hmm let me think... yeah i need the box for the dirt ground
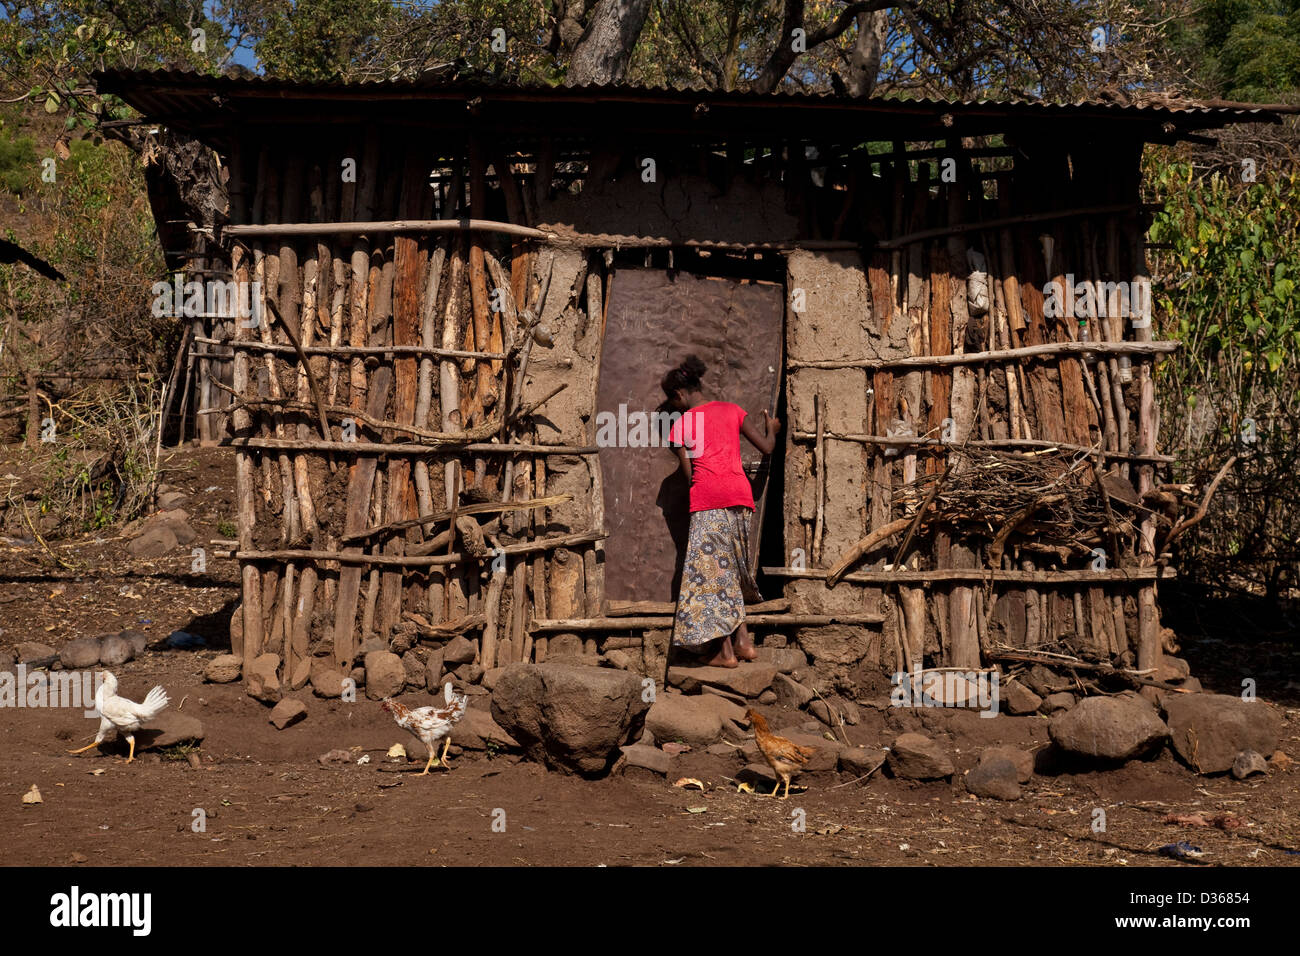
[2,444,1299,867]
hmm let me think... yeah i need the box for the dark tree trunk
[549,0,596,56]
[845,8,889,97]
[566,0,653,86]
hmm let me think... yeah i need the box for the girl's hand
[763,410,782,435]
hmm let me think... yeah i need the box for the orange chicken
[746,709,817,799]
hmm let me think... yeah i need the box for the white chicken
[381,681,469,774]
[67,671,169,764]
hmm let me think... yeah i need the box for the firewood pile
[893,447,1144,565]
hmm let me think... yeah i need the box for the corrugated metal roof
[95,66,1286,114]
[93,67,1287,147]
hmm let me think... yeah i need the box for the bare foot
[734,625,758,662]
[703,637,740,668]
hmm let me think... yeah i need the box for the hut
[97,69,1283,695]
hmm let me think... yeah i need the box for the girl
[663,355,781,668]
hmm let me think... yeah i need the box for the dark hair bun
[660,354,707,398]
[680,355,706,384]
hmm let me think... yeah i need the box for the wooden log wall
[779,134,1168,680]
[224,130,612,689]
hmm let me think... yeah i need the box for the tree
[254,0,396,82]
[566,0,653,84]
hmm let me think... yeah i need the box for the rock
[546,633,584,658]
[204,654,243,684]
[701,682,746,703]
[119,630,149,656]
[364,651,406,699]
[1040,691,1075,714]
[154,509,196,546]
[128,524,178,558]
[0,649,14,673]
[1157,656,1192,682]
[156,490,188,510]
[887,733,954,780]
[981,746,1034,782]
[839,698,861,725]
[97,635,134,666]
[269,699,308,729]
[605,649,637,671]
[442,635,477,665]
[164,630,206,650]
[912,672,987,708]
[1162,694,1283,774]
[15,642,57,663]
[400,651,426,686]
[423,649,445,690]
[490,663,650,775]
[1268,750,1292,771]
[451,708,519,751]
[1049,693,1169,761]
[965,756,1022,800]
[310,660,348,699]
[349,666,365,689]
[838,747,888,776]
[668,663,778,698]
[22,785,42,805]
[811,698,855,728]
[758,689,777,705]
[388,624,417,654]
[245,653,282,703]
[719,716,748,742]
[289,659,311,690]
[138,712,204,749]
[359,637,386,655]
[1005,682,1043,715]
[318,749,353,766]
[453,662,484,684]
[756,645,808,674]
[1024,664,1073,696]
[739,762,778,788]
[646,694,724,747]
[772,672,815,708]
[1231,750,1268,780]
[694,690,748,724]
[619,743,673,775]
[480,667,505,692]
[60,637,103,669]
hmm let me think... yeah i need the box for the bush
[1147,157,1300,597]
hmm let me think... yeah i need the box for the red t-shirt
[669,401,755,513]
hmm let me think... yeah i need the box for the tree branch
[750,0,900,95]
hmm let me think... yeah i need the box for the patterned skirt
[671,506,761,648]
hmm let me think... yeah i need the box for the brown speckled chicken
[746,709,817,799]
[381,682,468,774]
